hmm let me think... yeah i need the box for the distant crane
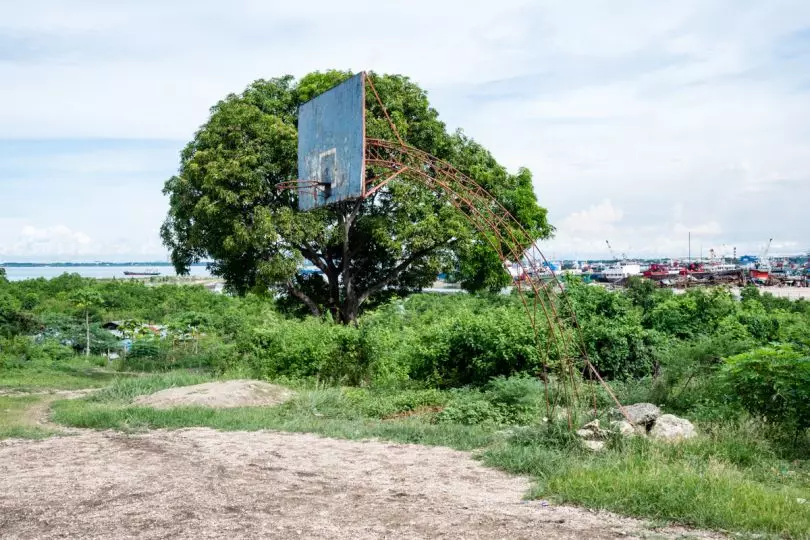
[760,238,773,262]
[605,240,620,262]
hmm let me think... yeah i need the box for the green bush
[128,338,162,359]
[343,387,447,418]
[435,375,549,426]
[722,346,810,435]
[0,336,75,368]
[652,330,754,414]
[435,395,504,426]
[565,281,661,379]
[409,305,541,387]
[239,316,364,384]
[485,374,546,423]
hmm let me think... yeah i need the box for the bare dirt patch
[132,380,294,409]
[0,428,722,539]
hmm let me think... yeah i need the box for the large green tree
[161,70,552,323]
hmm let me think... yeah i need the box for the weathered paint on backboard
[297,73,365,210]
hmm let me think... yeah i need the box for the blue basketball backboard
[297,73,366,210]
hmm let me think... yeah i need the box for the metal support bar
[363,167,409,198]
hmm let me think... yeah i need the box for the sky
[1,0,809,262]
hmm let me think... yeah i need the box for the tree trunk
[338,200,363,325]
[85,309,90,357]
[340,294,359,325]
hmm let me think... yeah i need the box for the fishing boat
[643,263,680,280]
[602,263,642,282]
[749,264,770,282]
[123,269,161,277]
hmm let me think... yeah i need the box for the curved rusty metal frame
[364,139,628,425]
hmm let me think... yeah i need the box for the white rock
[582,419,601,430]
[576,419,608,440]
[649,414,696,441]
[610,420,636,437]
[582,440,605,452]
[616,403,661,427]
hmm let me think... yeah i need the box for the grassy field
[46,373,810,539]
[0,357,131,439]
[0,395,57,439]
[0,361,124,392]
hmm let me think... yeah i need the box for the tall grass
[87,371,213,402]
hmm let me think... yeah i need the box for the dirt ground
[132,380,294,409]
[0,428,722,539]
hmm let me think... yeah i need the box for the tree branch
[293,242,329,274]
[285,280,321,317]
[357,240,453,306]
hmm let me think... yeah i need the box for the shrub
[435,395,504,426]
[128,339,162,360]
[410,305,541,387]
[344,387,447,418]
[0,336,74,368]
[652,330,754,413]
[722,345,810,435]
[486,374,546,423]
[239,316,364,384]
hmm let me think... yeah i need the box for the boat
[123,269,161,277]
[749,265,770,282]
[602,263,642,282]
[643,263,680,280]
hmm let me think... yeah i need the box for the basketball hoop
[276,179,331,203]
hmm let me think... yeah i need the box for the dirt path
[0,428,720,539]
[12,389,96,431]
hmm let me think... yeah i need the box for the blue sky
[1,0,809,261]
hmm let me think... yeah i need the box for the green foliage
[565,281,662,379]
[723,346,810,434]
[0,336,74,368]
[161,70,551,322]
[342,387,447,418]
[435,394,504,426]
[652,330,755,415]
[411,304,541,387]
[238,315,364,384]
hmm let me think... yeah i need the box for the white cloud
[1,0,809,259]
[6,225,93,257]
[558,200,624,236]
[0,220,167,261]
[674,222,722,237]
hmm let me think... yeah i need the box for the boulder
[582,440,605,452]
[609,420,636,437]
[615,403,661,428]
[649,414,696,441]
[576,419,608,440]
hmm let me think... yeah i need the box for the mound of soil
[132,380,294,409]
